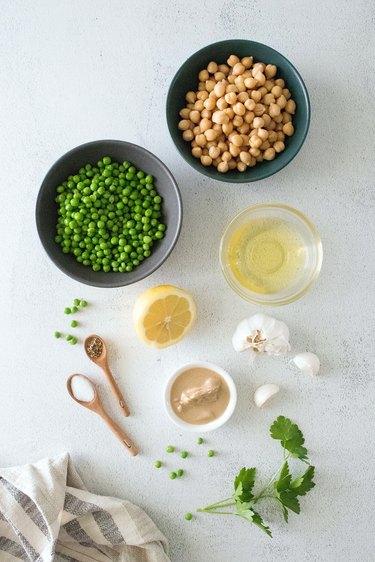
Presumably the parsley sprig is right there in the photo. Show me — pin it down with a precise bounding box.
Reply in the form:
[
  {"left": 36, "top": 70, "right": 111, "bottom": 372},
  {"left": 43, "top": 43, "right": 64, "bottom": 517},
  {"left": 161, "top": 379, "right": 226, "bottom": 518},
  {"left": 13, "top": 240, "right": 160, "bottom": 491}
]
[{"left": 197, "top": 416, "right": 315, "bottom": 537}]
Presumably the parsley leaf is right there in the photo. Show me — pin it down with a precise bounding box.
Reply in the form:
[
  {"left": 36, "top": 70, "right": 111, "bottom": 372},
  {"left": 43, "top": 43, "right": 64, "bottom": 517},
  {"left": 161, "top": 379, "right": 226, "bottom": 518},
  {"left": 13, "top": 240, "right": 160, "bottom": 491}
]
[
  {"left": 234, "top": 467, "right": 256, "bottom": 502},
  {"left": 291, "top": 465, "right": 315, "bottom": 496},
  {"left": 275, "top": 461, "right": 292, "bottom": 492},
  {"left": 235, "top": 502, "right": 272, "bottom": 537},
  {"left": 279, "top": 491, "right": 300, "bottom": 514},
  {"left": 270, "top": 416, "right": 308, "bottom": 460}
]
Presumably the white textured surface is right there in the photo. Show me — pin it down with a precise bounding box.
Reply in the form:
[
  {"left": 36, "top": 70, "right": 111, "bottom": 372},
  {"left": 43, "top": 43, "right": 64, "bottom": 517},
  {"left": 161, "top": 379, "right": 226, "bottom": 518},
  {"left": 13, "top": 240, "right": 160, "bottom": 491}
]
[{"left": 1, "top": 1, "right": 374, "bottom": 561}]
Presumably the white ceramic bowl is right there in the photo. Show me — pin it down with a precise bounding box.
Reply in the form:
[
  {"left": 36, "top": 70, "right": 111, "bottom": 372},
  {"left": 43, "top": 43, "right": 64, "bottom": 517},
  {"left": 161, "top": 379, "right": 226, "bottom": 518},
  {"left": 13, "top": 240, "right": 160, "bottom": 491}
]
[{"left": 164, "top": 361, "right": 237, "bottom": 432}]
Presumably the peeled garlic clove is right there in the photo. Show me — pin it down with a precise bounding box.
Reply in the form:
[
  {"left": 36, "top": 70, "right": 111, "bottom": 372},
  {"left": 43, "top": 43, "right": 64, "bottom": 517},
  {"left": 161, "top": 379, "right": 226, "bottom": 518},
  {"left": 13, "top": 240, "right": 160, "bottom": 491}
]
[
  {"left": 254, "top": 384, "right": 280, "bottom": 408},
  {"left": 292, "top": 352, "right": 320, "bottom": 376}
]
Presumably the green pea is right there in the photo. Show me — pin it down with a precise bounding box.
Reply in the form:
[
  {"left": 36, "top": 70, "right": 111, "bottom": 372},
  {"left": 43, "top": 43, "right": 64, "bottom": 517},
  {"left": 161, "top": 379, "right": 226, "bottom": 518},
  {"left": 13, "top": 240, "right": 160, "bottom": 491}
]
[
  {"left": 66, "top": 334, "right": 73, "bottom": 341},
  {"left": 197, "top": 437, "right": 203, "bottom": 445},
  {"left": 181, "top": 451, "right": 188, "bottom": 459},
  {"left": 73, "top": 298, "right": 80, "bottom": 306},
  {"left": 64, "top": 307, "right": 72, "bottom": 314},
  {"left": 80, "top": 300, "right": 88, "bottom": 307},
  {"left": 177, "top": 469, "right": 184, "bottom": 477},
  {"left": 166, "top": 445, "right": 175, "bottom": 453},
  {"left": 71, "top": 306, "right": 78, "bottom": 313},
  {"left": 184, "top": 513, "right": 193, "bottom": 521},
  {"left": 169, "top": 472, "right": 177, "bottom": 480},
  {"left": 54, "top": 331, "right": 62, "bottom": 338},
  {"left": 71, "top": 320, "right": 78, "bottom": 328},
  {"left": 207, "top": 450, "right": 215, "bottom": 457},
  {"left": 154, "top": 461, "right": 162, "bottom": 468},
  {"left": 70, "top": 337, "right": 78, "bottom": 345}
]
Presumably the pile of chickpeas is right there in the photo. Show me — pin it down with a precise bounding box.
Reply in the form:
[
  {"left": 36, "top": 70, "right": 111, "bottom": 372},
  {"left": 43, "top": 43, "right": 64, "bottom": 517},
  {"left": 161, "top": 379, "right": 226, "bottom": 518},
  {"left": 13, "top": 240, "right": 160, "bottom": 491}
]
[{"left": 178, "top": 54, "right": 296, "bottom": 173}]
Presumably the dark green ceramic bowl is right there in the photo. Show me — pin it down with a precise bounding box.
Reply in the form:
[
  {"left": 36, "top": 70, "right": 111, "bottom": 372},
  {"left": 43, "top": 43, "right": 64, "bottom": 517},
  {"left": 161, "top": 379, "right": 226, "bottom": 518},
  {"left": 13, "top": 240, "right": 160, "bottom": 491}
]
[{"left": 166, "top": 40, "right": 310, "bottom": 183}]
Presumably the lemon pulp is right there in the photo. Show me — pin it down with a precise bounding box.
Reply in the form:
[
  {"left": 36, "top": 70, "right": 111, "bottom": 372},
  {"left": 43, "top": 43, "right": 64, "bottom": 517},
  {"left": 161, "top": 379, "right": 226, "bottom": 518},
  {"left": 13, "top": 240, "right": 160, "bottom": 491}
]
[{"left": 227, "top": 218, "right": 306, "bottom": 294}]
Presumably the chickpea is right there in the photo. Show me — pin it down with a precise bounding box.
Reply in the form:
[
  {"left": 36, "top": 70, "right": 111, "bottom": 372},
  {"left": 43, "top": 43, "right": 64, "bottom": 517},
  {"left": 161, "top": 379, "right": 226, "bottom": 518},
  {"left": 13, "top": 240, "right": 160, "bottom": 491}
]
[
  {"left": 269, "top": 103, "right": 281, "bottom": 117},
  {"left": 228, "top": 159, "right": 237, "bottom": 170},
  {"left": 283, "top": 122, "right": 294, "bottom": 136},
  {"left": 236, "top": 81, "right": 247, "bottom": 93},
  {"left": 218, "top": 141, "right": 228, "bottom": 153},
  {"left": 216, "top": 97, "right": 228, "bottom": 110},
  {"left": 185, "top": 91, "right": 196, "bottom": 103},
  {"left": 274, "top": 141, "right": 285, "bottom": 153},
  {"left": 257, "top": 128, "right": 268, "bottom": 141},
  {"left": 212, "top": 110, "right": 229, "bottom": 124},
  {"left": 214, "top": 81, "right": 226, "bottom": 98},
  {"left": 250, "top": 135, "right": 262, "bottom": 149},
  {"left": 244, "top": 77, "right": 257, "bottom": 89},
  {"left": 282, "top": 112, "right": 292, "bottom": 124},
  {"left": 227, "top": 54, "right": 240, "bottom": 67},
  {"left": 268, "top": 131, "right": 278, "bottom": 143},
  {"left": 241, "top": 134, "right": 250, "bottom": 146},
  {"left": 237, "top": 161, "right": 247, "bottom": 172},
  {"left": 193, "top": 125, "right": 200, "bottom": 136},
  {"left": 189, "top": 110, "right": 201, "bottom": 123},
  {"left": 178, "top": 119, "right": 191, "bottom": 131},
  {"left": 244, "top": 110, "right": 255, "bottom": 124},
  {"left": 197, "top": 90, "right": 209, "bottom": 101},
  {"left": 256, "top": 153, "right": 263, "bottom": 163},
  {"left": 225, "top": 92, "right": 237, "bottom": 105},
  {"left": 241, "top": 56, "right": 253, "bottom": 68},
  {"left": 205, "top": 80, "right": 216, "bottom": 93},
  {"left": 200, "top": 117, "right": 212, "bottom": 133},
  {"left": 244, "top": 98, "right": 256, "bottom": 111},
  {"left": 253, "top": 62, "right": 265, "bottom": 72},
  {"left": 194, "top": 100, "right": 204, "bottom": 111},
  {"left": 268, "top": 119, "right": 276, "bottom": 130},
  {"left": 198, "top": 82, "right": 205, "bottom": 91},
  {"left": 218, "top": 133, "right": 226, "bottom": 142},
  {"left": 204, "top": 97, "right": 216, "bottom": 111},
  {"left": 275, "top": 94, "right": 286, "bottom": 109},
  {"left": 212, "top": 158, "right": 220, "bottom": 167},
  {"left": 242, "top": 69, "right": 252, "bottom": 78},
  {"left": 202, "top": 148, "right": 209, "bottom": 156},
  {"left": 250, "top": 90, "right": 262, "bottom": 102},
  {"left": 224, "top": 107, "right": 235, "bottom": 119},
  {"left": 191, "top": 146, "right": 202, "bottom": 158},
  {"left": 186, "top": 103, "right": 194, "bottom": 109},
  {"left": 263, "top": 93, "right": 275, "bottom": 105},
  {"left": 273, "top": 114, "right": 283, "bottom": 124},
  {"left": 206, "top": 141, "right": 215, "bottom": 149},
  {"left": 265, "top": 64, "right": 277, "bottom": 79},
  {"left": 222, "top": 151, "right": 232, "bottom": 162},
  {"left": 254, "top": 71, "right": 266, "bottom": 85},
  {"left": 262, "top": 113, "right": 271, "bottom": 127},
  {"left": 207, "top": 61, "right": 218, "bottom": 74},
  {"left": 217, "top": 161, "right": 229, "bottom": 173},
  {"left": 179, "top": 107, "right": 190, "bottom": 119},
  {"left": 264, "top": 80, "right": 274, "bottom": 92},
  {"left": 209, "top": 145, "right": 220, "bottom": 159},
  {"left": 214, "top": 71, "right": 226, "bottom": 81},
  {"left": 198, "top": 69, "right": 209, "bottom": 81},
  {"left": 233, "top": 102, "right": 246, "bottom": 116},
  {"left": 233, "top": 115, "right": 244, "bottom": 127},
  {"left": 239, "top": 151, "right": 252, "bottom": 165},
  {"left": 226, "top": 84, "right": 238, "bottom": 93},
  {"left": 213, "top": 123, "right": 222, "bottom": 132},
  {"left": 254, "top": 103, "right": 266, "bottom": 116},
  {"left": 231, "top": 134, "right": 243, "bottom": 147},
  {"left": 263, "top": 147, "right": 276, "bottom": 160},
  {"left": 253, "top": 117, "right": 265, "bottom": 129},
  {"left": 249, "top": 128, "right": 258, "bottom": 138},
  {"left": 258, "top": 86, "right": 268, "bottom": 97},
  {"left": 260, "top": 139, "right": 271, "bottom": 150},
  {"left": 277, "top": 132, "right": 285, "bottom": 141},
  {"left": 200, "top": 155, "right": 212, "bottom": 166},
  {"left": 282, "top": 88, "right": 291, "bottom": 100},
  {"left": 275, "top": 123, "right": 283, "bottom": 131},
  {"left": 182, "top": 129, "right": 194, "bottom": 141},
  {"left": 285, "top": 99, "right": 296, "bottom": 114},
  {"left": 229, "top": 143, "right": 241, "bottom": 157},
  {"left": 249, "top": 147, "right": 260, "bottom": 157},
  {"left": 195, "top": 133, "right": 207, "bottom": 147},
  {"left": 227, "top": 74, "right": 236, "bottom": 84},
  {"left": 218, "top": 64, "right": 230, "bottom": 74},
  {"left": 237, "top": 91, "right": 249, "bottom": 103},
  {"left": 233, "top": 62, "right": 245, "bottom": 75},
  {"left": 275, "top": 78, "right": 285, "bottom": 88},
  {"left": 271, "top": 85, "right": 283, "bottom": 98},
  {"left": 204, "top": 129, "right": 218, "bottom": 141}
]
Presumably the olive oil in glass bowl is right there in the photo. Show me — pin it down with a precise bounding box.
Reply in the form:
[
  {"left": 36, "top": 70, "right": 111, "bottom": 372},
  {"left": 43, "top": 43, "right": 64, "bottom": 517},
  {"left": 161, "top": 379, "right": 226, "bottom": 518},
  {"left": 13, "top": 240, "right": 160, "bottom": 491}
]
[{"left": 219, "top": 204, "right": 322, "bottom": 305}]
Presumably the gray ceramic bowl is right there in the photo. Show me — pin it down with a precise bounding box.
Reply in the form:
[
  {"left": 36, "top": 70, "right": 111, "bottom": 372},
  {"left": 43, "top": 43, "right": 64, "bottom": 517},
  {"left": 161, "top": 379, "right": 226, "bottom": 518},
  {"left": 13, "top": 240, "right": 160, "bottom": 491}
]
[
  {"left": 36, "top": 140, "right": 182, "bottom": 288},
  {"left": 166, "top": 39, "right": 310, "bottom": 183}
]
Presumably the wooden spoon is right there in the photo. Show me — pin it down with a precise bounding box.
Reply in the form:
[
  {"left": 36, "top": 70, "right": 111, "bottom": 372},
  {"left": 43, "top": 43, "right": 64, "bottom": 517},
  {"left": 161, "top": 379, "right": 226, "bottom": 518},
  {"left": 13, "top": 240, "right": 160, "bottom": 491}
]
[
  {"left": 67, "top": 374, "right": 138, "bottom": 456},
  {"left": 84, "top": 334, "right": 130, "bottom": 417}
]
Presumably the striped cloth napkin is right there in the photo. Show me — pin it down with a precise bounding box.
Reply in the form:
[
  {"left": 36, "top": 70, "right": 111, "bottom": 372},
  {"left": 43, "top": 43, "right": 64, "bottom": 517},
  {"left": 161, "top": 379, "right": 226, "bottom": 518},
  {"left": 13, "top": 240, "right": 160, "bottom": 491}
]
[{"left": 0, "top": 454, "right": 170, "bottom": 562}]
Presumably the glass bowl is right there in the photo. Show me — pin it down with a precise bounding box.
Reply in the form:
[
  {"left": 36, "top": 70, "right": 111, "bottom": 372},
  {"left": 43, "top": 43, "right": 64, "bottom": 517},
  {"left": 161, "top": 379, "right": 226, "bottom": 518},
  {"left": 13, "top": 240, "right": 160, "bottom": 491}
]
[{"left": 219, "top": 204, "right": 323, "bottom": 305}]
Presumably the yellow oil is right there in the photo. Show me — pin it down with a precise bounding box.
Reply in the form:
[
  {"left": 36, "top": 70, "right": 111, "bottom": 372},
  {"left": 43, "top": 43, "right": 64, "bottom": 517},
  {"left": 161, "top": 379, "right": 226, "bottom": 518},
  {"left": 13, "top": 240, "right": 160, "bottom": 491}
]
[{"left": 227, "top": 218, "right": 306, "bottom": 294}]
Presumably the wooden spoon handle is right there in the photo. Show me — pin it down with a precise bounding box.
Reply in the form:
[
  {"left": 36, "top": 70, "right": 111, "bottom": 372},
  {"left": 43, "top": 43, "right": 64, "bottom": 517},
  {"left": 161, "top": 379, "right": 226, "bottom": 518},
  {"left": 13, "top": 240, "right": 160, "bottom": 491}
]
[
  {"left": 99, "top": 410, "right": 138, "bottom": 456},
  {"left": 102, "top": 364, "right": 130, "bottom": 417}
]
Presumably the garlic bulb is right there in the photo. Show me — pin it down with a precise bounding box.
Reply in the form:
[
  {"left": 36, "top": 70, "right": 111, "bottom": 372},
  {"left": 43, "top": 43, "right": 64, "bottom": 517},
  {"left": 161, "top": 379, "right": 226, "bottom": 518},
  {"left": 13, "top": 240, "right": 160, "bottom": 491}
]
[
  {"left": 292, "top": 352, "right": 320, "bottom": 376},
  {"left": 254, "top": 384, "right": 280, "bottom": 408},
  {"left": 232, "top": 313, "right": 291, "bottom": 362}
]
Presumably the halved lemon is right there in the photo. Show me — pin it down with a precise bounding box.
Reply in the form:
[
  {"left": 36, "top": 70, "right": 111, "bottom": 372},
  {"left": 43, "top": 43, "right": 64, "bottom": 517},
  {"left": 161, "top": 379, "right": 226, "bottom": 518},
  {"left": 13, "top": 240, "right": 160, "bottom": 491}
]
[{"left": 133, "top": 285, "right": 196, "bottom": 349}]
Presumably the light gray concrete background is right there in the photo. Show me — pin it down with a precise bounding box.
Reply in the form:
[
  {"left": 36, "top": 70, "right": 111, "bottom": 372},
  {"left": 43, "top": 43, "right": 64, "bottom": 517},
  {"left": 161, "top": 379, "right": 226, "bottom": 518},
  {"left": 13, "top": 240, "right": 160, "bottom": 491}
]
[{"left": 1, "top": 1, "right": 374, "bottom": 560}]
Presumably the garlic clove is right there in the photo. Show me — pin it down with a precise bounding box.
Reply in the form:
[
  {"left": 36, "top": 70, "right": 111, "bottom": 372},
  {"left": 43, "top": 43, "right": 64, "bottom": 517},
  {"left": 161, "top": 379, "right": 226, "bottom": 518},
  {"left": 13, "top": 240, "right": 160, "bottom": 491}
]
[
  {"left": 232, "top": 314, "right": 291, "bottom": 358},
  {"left": 254, "top": 384, "right": 280, "bottom": 408},
  {"left": 292, "top": 352, "right": 320, "bottom": 376}
]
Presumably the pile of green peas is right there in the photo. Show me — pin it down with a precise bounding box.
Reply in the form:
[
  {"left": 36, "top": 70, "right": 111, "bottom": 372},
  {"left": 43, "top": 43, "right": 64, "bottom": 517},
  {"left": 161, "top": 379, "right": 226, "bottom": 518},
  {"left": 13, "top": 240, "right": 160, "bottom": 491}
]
[{"left": 55, "top": 157, "right": 166, "bottom": 272}]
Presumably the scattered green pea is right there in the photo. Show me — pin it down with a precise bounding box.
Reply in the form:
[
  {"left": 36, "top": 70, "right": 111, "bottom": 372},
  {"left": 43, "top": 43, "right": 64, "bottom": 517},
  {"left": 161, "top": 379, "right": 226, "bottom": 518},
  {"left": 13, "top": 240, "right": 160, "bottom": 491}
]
[
  {"left": 177, "top": 469, "right": 184, "bottom": 477},
  {"left": 64, "top": 307, "right": 72, "bottom": 314},
  {"left": 169, "top": 472, "right": 177, "bottom": 480},
  {"left": 166, "top": 445, "right": 175, "bottom": 453},
  {"left": 80, "top": 300, "right": 88, "bottom": 307},
  {"left": 73, "top": 298, "right": 80, "bottom": 306},
  {"left": 71, "top": 320, "right": 78, "bottom": 328},
  {"left": 207, "top": 450, "right": 215, "bottom": 457},
  {"left": 185, "top": 513, "right": 193, "bottom": 521},
  {"left": 54, "top": 331, "right": 62, "bottom": 338},
  {"left": 66, "top": 334, "right": 73, "bottom": 341},
  {"left": 154, "top": 461, "right": 162, "bottom": 468},
  {"left": 197, "top": 437, "right": 204, "bottom": 445},
  {"left": 70, "top": 337, "right": 78, "bottom": 345},
  {"left": 71, "top": 306, "right": 78, "bottom": 313},
  {"left": 181, "top": 451, "right": 188, "bottom": 459}
]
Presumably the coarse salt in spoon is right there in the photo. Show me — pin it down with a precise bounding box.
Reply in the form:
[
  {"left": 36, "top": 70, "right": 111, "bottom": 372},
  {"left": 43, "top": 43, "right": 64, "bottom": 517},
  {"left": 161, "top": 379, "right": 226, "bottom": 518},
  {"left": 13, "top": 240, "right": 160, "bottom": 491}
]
[
  {"left": 67, "top": 374, "right": 138, "bottom": 456},
  {"left": 84, "top": 334, "right": 130, "bottom": 416}
]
